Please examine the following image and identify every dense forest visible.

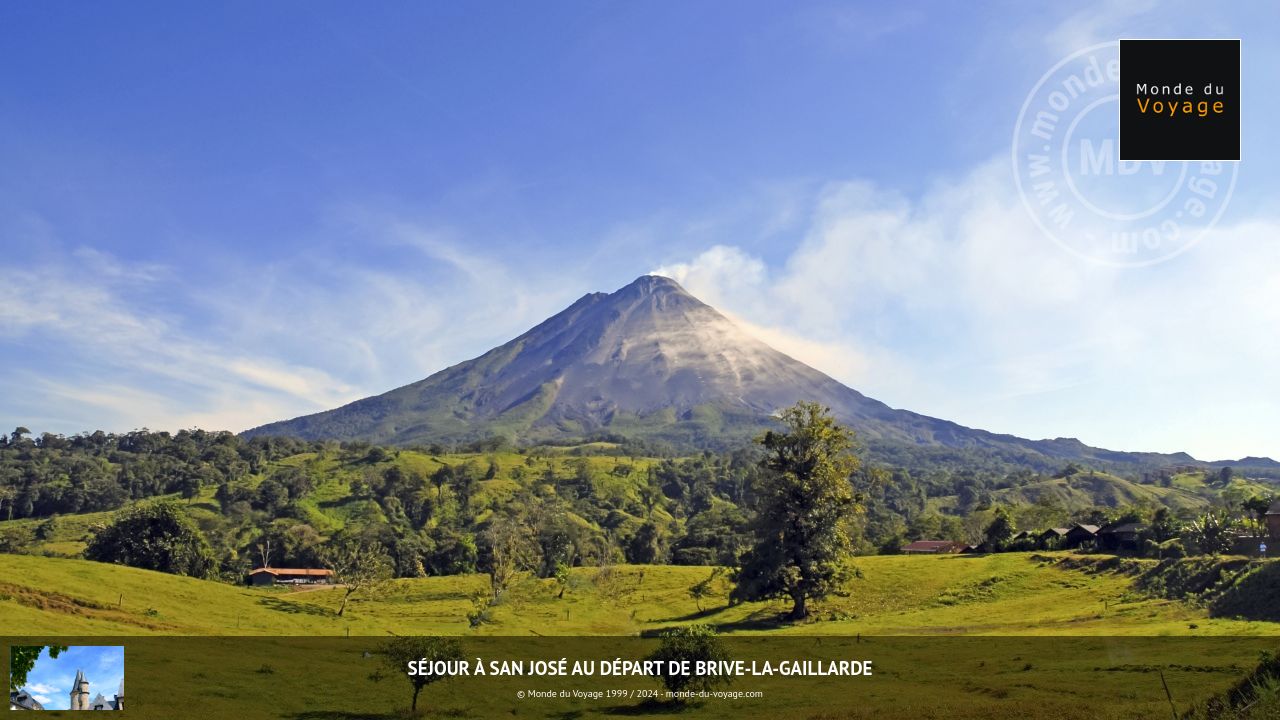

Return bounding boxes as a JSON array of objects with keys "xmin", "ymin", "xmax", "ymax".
[{"xmin": 0, "ymin": 426, "xmax": 1275, "ymax": 587}]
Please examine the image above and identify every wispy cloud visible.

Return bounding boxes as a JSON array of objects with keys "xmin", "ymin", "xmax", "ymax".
[
  {"xmin": 0, "ymin": 251, "xmax": 361, "ymax": 433},
  {"xmin": 0, "ymin": 213, "xmax": 579, "ymax": 436},
  {"xmin": 655, "ymin": 157, "xmax": 1280, "ymax": 461}
]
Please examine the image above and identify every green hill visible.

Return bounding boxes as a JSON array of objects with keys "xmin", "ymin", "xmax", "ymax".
[
  {"xmin": 7, "ymin": 448, "xmax": 1274, "ymax": 577},
  {"xmin": 992, "ymin": 469, "xmax": 1206, "ymax": 510},
  {"xmin": 927, "ymin": 467, "xmax": 1274, "ymax": 517},
  {"xmin": 2, "ymin": 448, "xmax": 662, "ymax": 559}
]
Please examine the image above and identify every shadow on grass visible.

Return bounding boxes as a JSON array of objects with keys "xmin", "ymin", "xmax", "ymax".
[
  {"xmin": 638, "ymin": 612, "xmax": 790, "ymax": 636},
  {"xmin": 258, "ymin": 596, "xmax": 335, "ymax": 617},
  {"xmin": 649, "ymin": 607, "xmax": 723, "ymax": 623},
  {"xmin": 705, "ymin": 615, "xmax": 791, "ymax": 632}
]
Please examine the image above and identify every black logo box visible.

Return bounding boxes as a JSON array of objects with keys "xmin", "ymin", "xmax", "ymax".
[{"xmin": 1119, "ymin": 39, "xmax": 1240, "ymax": 161}]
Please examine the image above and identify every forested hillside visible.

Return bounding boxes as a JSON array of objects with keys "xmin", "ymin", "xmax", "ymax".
[{"xmin": 2, "ymin": 426, "xmax": 1276, "ymax": 586}]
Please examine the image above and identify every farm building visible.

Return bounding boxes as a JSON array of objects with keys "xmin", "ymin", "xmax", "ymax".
[
  {"xmin": 1098, "ymin": 522, "xmax": 1147, "ymax": 551},
  {"xmin": 1268, "ymin": 500, "xmax": 1280, "ymax": 540},
  {"xmin": 247, "ymin": 567, "xmax": 334, "ymax": 586},
  {"xmin": 1038, "ymin": 528, "xmax": 1069, "ymax": 548},
  {"xmin": 1063, "ymin": 524, "xmax": 1101, "ymax": 549},
  {"xmin": 902, "ymin": 540, "xmax": 971, "ymax": 554}
]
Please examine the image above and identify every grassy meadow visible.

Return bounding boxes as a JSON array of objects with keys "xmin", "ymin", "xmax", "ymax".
[
  {"xmin": 4, "ymin": 551, "xmax": 1280, "ymax": 638},
  {"xmin": 7, "ymin": 553, "xmax": 1280, "ymax": 719}
]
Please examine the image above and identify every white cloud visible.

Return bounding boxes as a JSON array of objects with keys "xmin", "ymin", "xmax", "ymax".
[
  {"xmin": 654, "ymin": 157, "xmax": 1280, "ymax": 461},
  {"xmin": 654, "ymin": 245, "xmax": 768, "ymax": 302},
  {"xmin": 0, "ymin": 215, "xmax": 580, "ymax": 436},
  {"xmin": 654, "ymin": 246, "xmax": 876, "ymax": 384},
  {"xmin": 0, "ymin": 253, "xmax": 362, "ymax": 434},
  {"xmin": 26, "ymin": 683, "xmax": 59, "ymax": 695}
]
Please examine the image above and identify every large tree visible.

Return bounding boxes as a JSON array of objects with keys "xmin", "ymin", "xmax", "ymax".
[
  {"xmin": 380, "ymin": 636, "xmax": 464, "ymax": 712},
  {"xmin": 85, "ymin": 500, "xmax": 215, "ymax": 577},
  {"xmin": 731, "ymin": 402, "xmax": 860, "ymax": 620},
  {"xmin": 983, "ymin": 507, "xmax": 1016, "ymax": 552},
  {"xmin": 480, "ymin": 512, "xmax": 539, "ymax": 600},
  {"xmin": 326, "ymin": 535, "xmax": 394, "ymax": 617}
]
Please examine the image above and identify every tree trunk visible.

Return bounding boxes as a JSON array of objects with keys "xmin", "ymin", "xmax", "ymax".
[
  {"xmin": 789, "ymin": 592, "xmax": 807, "ymax": 620},
  {"xmin": 412, "ymin": 684, "xmax": 421, "ymax": 712},
  {"xmin": 337, "ymin": 588, "xmax": 353, "ymax": 617}
]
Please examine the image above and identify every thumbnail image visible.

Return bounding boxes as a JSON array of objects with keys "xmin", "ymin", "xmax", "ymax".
[{"xmin": 9, "ymin": 646, "xmax": 123, "ymax": 711}]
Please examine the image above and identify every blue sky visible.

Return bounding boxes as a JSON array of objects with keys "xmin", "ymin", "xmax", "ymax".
[
  {"xmin": 16, "ymin": 645, "xmax": 124, "ymax": 710},
  {"xmin": 1, "ymin": 1, "xmax": 1277, "ymax": 460}
]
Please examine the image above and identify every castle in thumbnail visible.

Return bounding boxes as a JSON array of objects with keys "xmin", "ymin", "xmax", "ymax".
[{"xmin": 69, "ymin": 669, "xmax": 123, "ymax": 711}]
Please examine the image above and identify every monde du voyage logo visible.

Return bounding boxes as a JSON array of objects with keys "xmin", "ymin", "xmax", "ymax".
[{"xmin": 1013, "ymin": 40, "xmax": 1240, "ymax": 267}]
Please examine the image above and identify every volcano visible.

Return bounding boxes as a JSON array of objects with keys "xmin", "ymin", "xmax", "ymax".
[{"xmin": 243, "ymin": 275, "xmax": 1206, "ymax": 469}]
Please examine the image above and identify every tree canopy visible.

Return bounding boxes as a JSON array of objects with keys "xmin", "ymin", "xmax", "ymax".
[
  {"xmin": 85, "ymin": 500, "xmax": 215, "ymax": 577},
  {"xmin": 10, "ymin": 645, "xmax": 66, "ymax": 692},
  {"xmin": 326, "ymin": 533, "xmax": 394, "ymax": 617},
  {"xmin": 380, "ymin": 636, "xmax": 464, "ymax": 712},
  {"xmin": 731, "ymin": 402, "xmax": 861, "ymax": 619}
]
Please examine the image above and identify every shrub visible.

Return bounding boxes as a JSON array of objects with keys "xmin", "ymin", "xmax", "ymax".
[
  {"xmin": 1159, "ymin": 538, "xmax": 1187, "ymax": 559},
  {"xmin": 1184, "ymin": 510, "xmax": 1237, "ymax": 556},
  {"xmin": 645, "ymin": 624, "xmax": 731, "ymax": 698},
  {"xmin": 85, "ymin": 501, "xmax": 215, "ymax": 577}
]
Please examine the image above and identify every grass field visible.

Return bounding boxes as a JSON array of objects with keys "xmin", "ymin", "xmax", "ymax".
[
  {"xmin": 7, "ymin": 552, "xmax": 1280, "ymax": 719},
  {"xmin": 4, "ymin": 552, "xmax": 1280, "ymax": 638}
]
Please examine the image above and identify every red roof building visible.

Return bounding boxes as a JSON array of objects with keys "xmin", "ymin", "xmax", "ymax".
[{"xmin": 247, "ymin": 567, "xmax": 334, "ymax": 586}]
